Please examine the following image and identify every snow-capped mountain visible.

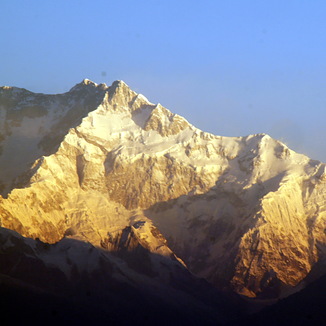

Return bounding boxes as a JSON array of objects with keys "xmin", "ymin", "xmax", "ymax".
[{"xmin": 0, "ymin": 79, "xmax": 325, "ymax": 305}]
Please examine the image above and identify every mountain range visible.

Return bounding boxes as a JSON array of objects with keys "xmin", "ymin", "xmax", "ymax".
[{"xmin": 0, "ymin": 79, "xmax": 325, "ymax": 324}]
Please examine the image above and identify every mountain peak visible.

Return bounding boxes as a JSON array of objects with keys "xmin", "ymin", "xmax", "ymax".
[
  {"xmin": 69, "ymin": 78, "xmax": 98, "ymax": 92},
  {"xmin": 81, "ymin": 78, "xmax": 95, "ymax": 85},
  {"xmin": 111, "ymin": 79, "xmax": 128, "ymax": 87},
  {"xmin": 106, "ymin": 80, "xmax": 138, "ymax": 106},
  {"xmin": 109, "ymin": 80, "xmax": 132, "ymax": 94}
]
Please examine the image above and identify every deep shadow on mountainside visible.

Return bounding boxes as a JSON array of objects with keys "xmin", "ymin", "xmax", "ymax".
[
  {"xmin": 227, "ymin": 272, "xmax": 326, "ymax": 326},
  {"xmin": 0, "ymin": 227, "xmax": 244, "ymax": 326}
]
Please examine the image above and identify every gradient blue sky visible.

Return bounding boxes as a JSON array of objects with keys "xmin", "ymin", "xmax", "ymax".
[{"xmin": 1, "ymin": 0, "xmax": 326, "ymax": 161}]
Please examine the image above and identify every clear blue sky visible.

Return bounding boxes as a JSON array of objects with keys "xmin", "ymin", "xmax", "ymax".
[{"xmin": 1, "ymin": 0, "xmax": 326, "ymax": 162}]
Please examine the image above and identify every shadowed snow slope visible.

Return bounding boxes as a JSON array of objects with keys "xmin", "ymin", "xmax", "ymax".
[
  {"xmin": 0, "ymin": 79, "xmax": 325, "ymax": 303},
  {"xmin": 0, "ymin": 227, "xmax": 241, "ymax": 326}
]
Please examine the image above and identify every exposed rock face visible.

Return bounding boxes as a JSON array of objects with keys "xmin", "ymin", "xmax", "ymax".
[{"xmin": 0, "ymin": 79, "xmax": 325, "ymax": 299}]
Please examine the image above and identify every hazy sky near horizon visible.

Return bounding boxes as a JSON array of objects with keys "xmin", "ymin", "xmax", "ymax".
[{"xmin": 1, "ymin": 0, "xmax": 326, "ymax": 162}]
